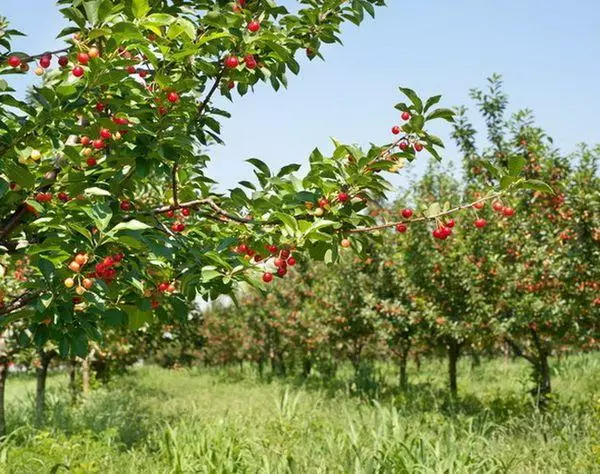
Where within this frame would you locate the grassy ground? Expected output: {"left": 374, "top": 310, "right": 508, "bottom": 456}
{"left": 2, "top": 354, "right": 600, "bottom": 473}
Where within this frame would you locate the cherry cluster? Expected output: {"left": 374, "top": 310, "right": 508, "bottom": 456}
{"left": 391, "top": 112, "right": 424, "bottom": 152}
{"left": 235, "top": 243, "right": 297, "bottom": 283}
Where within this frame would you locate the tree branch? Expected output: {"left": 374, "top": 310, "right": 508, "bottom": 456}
{"left": 348, "top": 192, "right": 502, "bottom": 233}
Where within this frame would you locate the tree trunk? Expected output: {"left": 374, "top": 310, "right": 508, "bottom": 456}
{"left": 447, "top": 340, "right": 461, "bottom": 397}
{"left": 35, "top": 350, "right": 55, "bottom": 427}
{"left": 398, "top": 338, "right": 411, "bottom": 392}
{"left": 413, "top": 352, "right": 421, "bottom": 372}
{"left": 0, "top": 358, "right": 9, "bottom": 437}
{"left": 531, "top": 328, "right": 552, "bottom": 406}
{"left": 68, "top": 357, "right": 78, "bottom": 405}
{"left": 302, "top": 358, "right": 312, "bottom": 378}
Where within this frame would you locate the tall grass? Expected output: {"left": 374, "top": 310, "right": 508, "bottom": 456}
{"left": 2, "top": 353, "right": 600, "bottom": 473}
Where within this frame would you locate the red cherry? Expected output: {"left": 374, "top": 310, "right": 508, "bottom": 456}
{"left": 113, "top": 116, "right": 129, "bottom": 125}
{"left": 120, "top": 200, "right": 132, "bottom": 211}
{"left": 248, "top": 20, "right": 261, "bottom": 32}
{"left": 8, "top": 56, "right": 22, "bottom": 68}
{"left": 395, "top": 223, "right": 407, "bottom": 233}
{"left": 151, "top": 300, "right": 160, "bottom": 309}
{"left": 392, "top": 126, "right": 401, "bottom": 135}
{"left": 399, "top": 141, "right": 409, "bottom": 151}
{"left": 95, "top": 102, "right": 106, "bottom": 113}
{"left": 224, "top": 56, "right": 239, "bottom": 69}
{"left": 414, "top": 143, "right": 424, "bottom": 152}
{"left": 227, "top": 81, "right": 235, "bottom": 90}
{"left": 318, "top": 198, "right": 329, "bottom": 208}
{"left": 35, "top": 193, "right": 46, "bottom": 203}
{"left": 280, "top": 249, "right": 291, "bottom": 259}
{"left": 446, "top": 219, "right": 455, "bottom": 228}
{"left": 474, "top": 218, "right": 487, "bottom": 229}
{"left": 401, "top": 111, "right": 411, "bottom": 121}
{"left": 401, "top": 208, "right": 413, "bottom": 219}
{"left": 86, "top": 157, "right": 97, "bottom": 167}
{"left": 100, "top": 128, "right": 112, "bottom": 139}
{"left": 158, "top": 282, "right": 169, "bottom": 292}
{"left": 238, "top": 243, "right": 249, "bottom": 254}
{"left": 77, "top": 52, "right": 89, "bottom": 65}
{"left": 254, "top": 254, "right": 263, "bottom": 262}
{"left": 244, "top": 54, "right": 257, "bottom": 69}
{"left": 58, "top": 56, "right": 69, "bottom": 67}
{"left": 176, "top": 223, "right": 185, "bottom": 232}
{"left": 441, "top": 226, "right": 452, "bottom": 238}
{"left": 337, "top": 192, "right": 350, "bottom": 203}
{"left": 432, "top": 228, "right": 443, "bottom": 240}
{"left": 158, "top": 106, "right": 168, "bottom": 116}
{"left": 39, "top": 56, "right": 51, "bottom": 68}
{"left": 166, "top": 210, "right": 175, "bottom": 218}
{"left": 57, "top": 192, "right": 69, "bottom": 202}
{"left": 127, "top": 65, "right": 136, "bottom": 74}
{"left": 274, "top": 258, "right": 285, "bottom": 268}
{"left": 72, "top": 66, "right": 84, "bottom": 77}
{"left": 266, "top": 245, "right": 278, "bottom": 254}
{"left": 287, "top": 257, "right": 296, "bottom": 266}
{"left": 181, "top": 208, "right": 190, "bottom": 216}
{"left": 502, "top": 207, "right": 515, "bottom": 217}
{"left": 262, "top": 272, "right": 273, "bottom": 283}
{"left": 167, "top": 91, "right": 179, "bottom": 103}
{"left": 113, "top": 253, "right": 124, "bottom": 262}
{"left": 492, "top": 201, "right": 503, "bottom": 212}
{"left": 80, "top": 136, "right": 91, "bottom": 146}
{"left": 92, "top": 139, "right": 105, "bottom": 149}
{"left": 139, "top": 70, "right": 147, "bottom": 78}
{"left": 277, "top": 266, "right": 287, "bottom": 277}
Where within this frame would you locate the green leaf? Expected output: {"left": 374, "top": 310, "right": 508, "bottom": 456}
{"left": 109, "top": 219, "right": 152, "bottom": 234}
{"left": 201, "top": 266, "right": 222, "bottom": 283}
{"left": 508, "top": 155, "right": 526, "bottom": 177}
{"left": 246, "top": 158, "right": 271, "bottom": 177}
{"left": 132, "top": 0, "right": 151, "bottom": 18}
{"left": 273, "top": 212, "right": 298, "bottom": 235}
{"left": 424, "top": 95, "right": 442, "bottom": 112}
{"left": 277, "top": 164, "right": 301, "bottom": 177}
{"left": 83, "top": 187, "right": 111, "bottom": 197}
{"left": 426, "top": 108, "right": 455, "bottom": 122}
{"left": 425, "top": 202, "right": 441, "bottom": 218}
{"left": 3, "top": 160, "right": 35, "bottom": 188}
{"left": 500, "top": 175, "right": 517, "bottom": 190}
{"left": 399, "top": 87, "right": 423, "bottom": 113}
{"left": 518, "top": 179, "right": 554, "bottom": 194}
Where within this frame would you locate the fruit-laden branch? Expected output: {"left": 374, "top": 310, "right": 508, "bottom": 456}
{"left": 152, "top": 199, "right": 255, "bottom": 224}
{"left": 348, "top": 192, "right": 502, "bottom": 233}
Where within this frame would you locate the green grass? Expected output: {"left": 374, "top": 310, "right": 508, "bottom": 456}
{"left": 2, "top": 353, "right": 600, "bottom": 473}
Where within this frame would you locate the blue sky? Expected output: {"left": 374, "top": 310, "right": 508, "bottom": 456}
{"left": 3, "top": 1, "right": 600, "bottom": 192}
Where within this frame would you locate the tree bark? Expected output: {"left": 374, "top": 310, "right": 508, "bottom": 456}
{"left": 398, "top": 338, "right": 411, "bottom": 392}
{"left": 35, "top": 350, "right": 55, "bottom": 427}
{"left": 447, "top": 340, "right": 461, "bottom": 397}
{"left": 531, "top": 328, "right": 552, "bottom": 406}
{"left": 0, "top": 358, "right": 9, "bottom": 437}
{"left": 68, "top": 357, "right": 78, "bottom": 405}
{"left": 302, "top": 357, "right": 312, "bottom": 378}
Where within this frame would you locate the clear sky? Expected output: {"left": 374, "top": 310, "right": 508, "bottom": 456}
{"left": 3, "top": 1, "right": 600, "bottom": 192}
